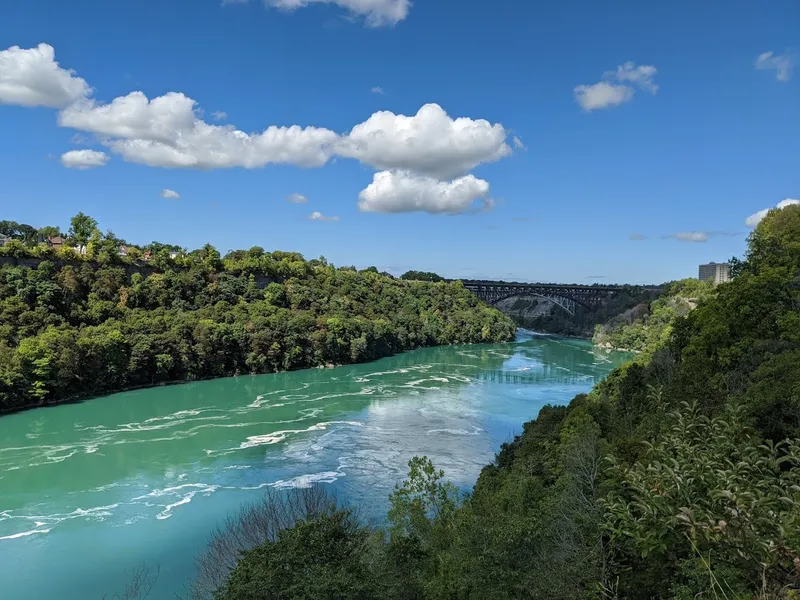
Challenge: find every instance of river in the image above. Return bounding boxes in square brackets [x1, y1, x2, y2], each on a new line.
[0, 332, 630, 600]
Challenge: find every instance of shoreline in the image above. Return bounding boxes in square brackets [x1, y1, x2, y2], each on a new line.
[0, 337, 519, 418]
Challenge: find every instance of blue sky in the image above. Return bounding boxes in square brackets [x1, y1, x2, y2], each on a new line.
[1, 0, 797, 284]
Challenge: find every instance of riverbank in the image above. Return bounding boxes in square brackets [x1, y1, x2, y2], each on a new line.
[0, 335, 632, 600]
[0, 339, 516, 417]
[0, 245, 516, 414]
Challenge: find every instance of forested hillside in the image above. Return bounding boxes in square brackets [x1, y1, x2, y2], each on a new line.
[204, 204, 800, 600]
[592, 278, 714, 353]
[0, 214, 515, 413]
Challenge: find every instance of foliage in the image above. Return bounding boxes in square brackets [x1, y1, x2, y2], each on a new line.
[400, 271, 445, 282]
[214, 509, 381, 600]
[0, 215, 515, 412]
[606, 402, 800, 597]
[592, 278, 714, 354]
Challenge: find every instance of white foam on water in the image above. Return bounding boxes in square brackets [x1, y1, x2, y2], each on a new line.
[271, 471, 341, 489]
[129, 483, 220, 521]
[427, 426, 484, 436]
[0, 528, 51, 541]
[239, 432, 289, 448]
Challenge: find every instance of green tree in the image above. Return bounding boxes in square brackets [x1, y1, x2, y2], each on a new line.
[68, 211, 99, 247]
[215, 510, 381, 600]
[38, 225, 62, 240]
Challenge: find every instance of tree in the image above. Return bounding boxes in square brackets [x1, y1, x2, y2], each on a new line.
[605, 402, 800, 598]
[38, 225, 62, 240]
[388, 456, 461, 547]
[400, 271, 444, 282]
[68, 212, 99, 247]
[210, 502, 380, 600]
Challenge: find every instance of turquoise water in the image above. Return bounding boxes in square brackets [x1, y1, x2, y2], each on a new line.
[0, 332, 630, 599]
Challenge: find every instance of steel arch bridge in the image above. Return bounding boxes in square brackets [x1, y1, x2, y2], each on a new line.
[460, 280, 662, 315]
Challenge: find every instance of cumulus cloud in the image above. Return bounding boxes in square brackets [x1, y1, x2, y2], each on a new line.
[60, 149, 109, 169]
[575, 62, 658, 111]
[56, 95, 511, 179]
[745, 198, 800, 227]
[161, 188, 180, 199]
[59, 91, 340, 169]
[227, 0, 410, 27]
[2, 43, 518, 217]
[0, 43, 91, 108]
[358, 170, 492, 215]
[755, 51, 794, 82]
[338, 103, 511, 179]
[308, 211, 339, 221]
[287, 192, 308, 203]
[212, 110, 228, 121]
[371, 86, 385, 94]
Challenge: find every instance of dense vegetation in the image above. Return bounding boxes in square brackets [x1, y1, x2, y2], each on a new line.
[511, 286, 661, 338]
[592, 278, 714, 354]
[400, 271, 446, 282]
[202, 205, 800, 600]
[0, 214, 515, 412]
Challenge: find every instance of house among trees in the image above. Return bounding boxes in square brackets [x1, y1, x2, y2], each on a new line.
[47, 236, 65, 251]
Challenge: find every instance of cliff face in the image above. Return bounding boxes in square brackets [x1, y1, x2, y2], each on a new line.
[493, 296, 554, 320]
[495, 288, 662, 339]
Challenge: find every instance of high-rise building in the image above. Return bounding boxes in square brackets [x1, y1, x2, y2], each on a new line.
[699, 262, 731, 285]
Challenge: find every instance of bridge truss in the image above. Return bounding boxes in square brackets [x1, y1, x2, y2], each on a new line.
[461, 280, 659, 315]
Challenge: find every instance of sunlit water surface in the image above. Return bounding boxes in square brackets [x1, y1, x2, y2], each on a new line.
[0, 332, 630, 599]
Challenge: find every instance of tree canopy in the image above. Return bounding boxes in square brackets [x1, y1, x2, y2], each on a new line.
[0, 214, 516, 412]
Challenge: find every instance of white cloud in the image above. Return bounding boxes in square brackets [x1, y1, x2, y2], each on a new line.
[575, 62, 658, 111]
[667, 232, 709, 243]
[629, 233, 647, 241]
[60, 149, 109, 169]
[59, 91, 340, 169]
[746, 198, 800, 227]
[606, 62, 659, 93]
[575, 82, 634, 111]
[371, 86, 385, 94]
[338, 103, 511, 179]
[261, 0, 410, 27]
[358, 170, 492, 215]
[287, 192, 308, 203]
[212, 110, 228, 121]
[308, 211, 339, 221]
[57, 96, 512, 176]
[0, 43, 90, 108]
[755, 51, 794, 82]
[161, 188, 180, 199]
[3, 43, 519, 217]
